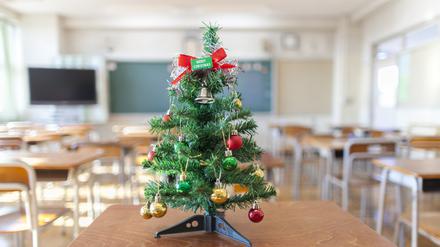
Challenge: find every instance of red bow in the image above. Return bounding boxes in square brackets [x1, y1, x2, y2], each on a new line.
[170, 48, 235, 85]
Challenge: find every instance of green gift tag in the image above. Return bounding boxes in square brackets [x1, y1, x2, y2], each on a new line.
[191, 57, 213, 71]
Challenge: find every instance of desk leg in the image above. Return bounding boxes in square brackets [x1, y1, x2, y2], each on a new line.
[292, 140, 302, 200]
[71, 168, 80, 238]
[130, 148, 140, 204]
[411, 177, 419, 247]
[120, 148, 127, 202]
[376, 168, 389, 234]
[322, 150, 332, 200]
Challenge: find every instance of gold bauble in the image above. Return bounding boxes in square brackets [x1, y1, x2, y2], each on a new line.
[234, 98, 242, 108]
[149, 202, 167, 218]
[140, 204, 152, 220]
[210, 188, 229, 204]
[253, 168, 265, 178]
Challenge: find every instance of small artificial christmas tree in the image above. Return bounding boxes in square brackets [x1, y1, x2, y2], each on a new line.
[141, 24, 276, 246]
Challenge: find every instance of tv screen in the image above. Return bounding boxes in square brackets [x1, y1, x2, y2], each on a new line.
[29, 68, 97, 105]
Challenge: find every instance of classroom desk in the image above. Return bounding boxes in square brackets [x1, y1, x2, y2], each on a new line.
[68, 201, 394, 247]
[0, 149, 104, 237]
[373, 158, 440, 247]
[0, 132, 63, 147]
[301, 135, 347, 199]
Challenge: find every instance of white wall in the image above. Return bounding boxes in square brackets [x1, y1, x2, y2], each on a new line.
[332, 18, 362, 125]
[63, 27, 334, 124]
[63, 28, 333, 60]
[21, 15, 62, 66]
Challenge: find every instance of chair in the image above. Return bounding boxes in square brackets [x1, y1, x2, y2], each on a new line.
[0, 160, 68, 247]
[273, 124, 311, 157]
[0, 137, 23, 150]
[69, 143, 124, 218]
[114, 125, 157, 204]
[325, 138, 399, 220]
[394, 211, 440, 246]
[260, 153, 286, 185]
[407, 136, 440, 159]
[332, 125, 359, 137]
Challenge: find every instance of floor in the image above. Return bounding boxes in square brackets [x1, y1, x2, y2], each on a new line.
[0, 153, 439, 247]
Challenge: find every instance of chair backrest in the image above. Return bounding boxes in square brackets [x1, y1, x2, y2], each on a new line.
[343, 138, 400, 165]
[367, 130, 385, 138]
[409, 136, 440, 150]
[342, 138, 400, 180]
[0, 160, 36, 192]
[0, 137, 23, 150]
[332, 125, 359, 137]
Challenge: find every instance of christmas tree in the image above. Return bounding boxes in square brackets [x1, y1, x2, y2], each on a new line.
[141, 24, 276, 243]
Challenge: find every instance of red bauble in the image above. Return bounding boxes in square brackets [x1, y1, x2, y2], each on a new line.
[227, 134, 243, 150]
[248, 208, 264, 223]
[162, 114, 171, 122]
[147, 150, 156, 161]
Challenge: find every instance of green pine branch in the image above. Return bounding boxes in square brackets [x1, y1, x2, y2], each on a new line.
[143, 24, 276, 214]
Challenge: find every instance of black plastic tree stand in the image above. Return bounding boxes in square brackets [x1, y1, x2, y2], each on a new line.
[154, 212, 252, 247]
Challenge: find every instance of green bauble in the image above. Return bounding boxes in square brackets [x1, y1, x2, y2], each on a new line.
[223, 156, 238, 171]
[176, 181, 191, 193]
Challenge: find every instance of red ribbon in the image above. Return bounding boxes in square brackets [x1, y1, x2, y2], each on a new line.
[170, 48, 235, 85]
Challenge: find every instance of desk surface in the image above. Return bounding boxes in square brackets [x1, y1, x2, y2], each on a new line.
[118, 134, 157, 147]
[69, 201, 393, 247]
[373, 158, 440, 179]
[0, 149, 104, 170]
[302, 135, 346, 151]
[0, 132, 62, 143]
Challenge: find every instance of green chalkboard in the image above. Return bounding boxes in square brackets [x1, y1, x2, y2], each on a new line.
[109, 61, 271, 113]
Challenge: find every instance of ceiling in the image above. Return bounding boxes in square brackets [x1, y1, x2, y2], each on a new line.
[0, 0, 383, 19]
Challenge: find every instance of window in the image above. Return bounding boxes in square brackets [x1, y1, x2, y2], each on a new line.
[372, 20, 440, 128]
[0, 19, 23, 120]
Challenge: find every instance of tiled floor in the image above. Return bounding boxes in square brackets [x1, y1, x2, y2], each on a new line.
[0, 155, 439, 247]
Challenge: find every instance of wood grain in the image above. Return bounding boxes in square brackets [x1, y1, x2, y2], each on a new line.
[69, 202, 394, 247]
[373, 158, 440, 179]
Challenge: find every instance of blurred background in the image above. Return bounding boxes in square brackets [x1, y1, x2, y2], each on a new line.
[1, 0, 440, 246]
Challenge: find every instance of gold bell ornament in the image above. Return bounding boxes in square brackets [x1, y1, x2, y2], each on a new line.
[233, 98, 242, 108]
[195, 81, 214, 104]
[149, 193, 167, 218]
[140, 202, 153, 220]
[253, 165, 265, 178]
[210, 179, 229, 204]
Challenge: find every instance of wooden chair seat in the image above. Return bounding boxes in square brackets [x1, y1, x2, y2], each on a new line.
[0, 207, 69, 233]
[400, 211, 440, 245]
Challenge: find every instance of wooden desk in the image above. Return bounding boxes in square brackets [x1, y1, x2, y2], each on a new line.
[373, 158, 440, 247]
[118, 133, 157, 147]
[0, 149, 104, 237]
[301, 135, 346, 152]
[69, 201, 393, 247]
[301, 135, 347, 199]
[0, 132, 63, 146]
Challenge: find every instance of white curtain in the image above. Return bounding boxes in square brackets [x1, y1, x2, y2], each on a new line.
[0, 19, 24, 121]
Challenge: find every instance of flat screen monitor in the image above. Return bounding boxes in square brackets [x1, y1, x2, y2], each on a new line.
[29, 67, 97, 105]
